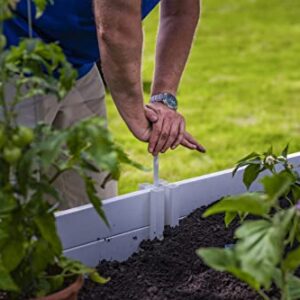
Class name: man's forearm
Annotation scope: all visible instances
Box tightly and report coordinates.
[152,0,201,96]
[93,0,148,137]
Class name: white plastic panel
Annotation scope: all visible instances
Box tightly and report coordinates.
[56,190,151,249]
[64,227,149,266]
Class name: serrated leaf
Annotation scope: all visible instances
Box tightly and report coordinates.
[243,164,261,190]
[203,193,270,218]
[83,175,109,227]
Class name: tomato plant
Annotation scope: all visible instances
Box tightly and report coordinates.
[0,1,145,298]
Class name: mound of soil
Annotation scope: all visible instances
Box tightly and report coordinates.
[79,206,280,300]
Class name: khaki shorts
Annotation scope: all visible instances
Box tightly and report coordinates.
[4,64,118,210]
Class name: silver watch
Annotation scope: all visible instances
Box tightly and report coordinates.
[150,93,178,111]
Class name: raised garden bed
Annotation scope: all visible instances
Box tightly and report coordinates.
[55,153,300,299]
[78,206,279,300]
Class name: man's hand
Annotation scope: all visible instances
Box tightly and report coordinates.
[146,103,184,155]
[145,104,206,155]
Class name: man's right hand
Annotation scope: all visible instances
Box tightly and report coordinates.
[143,106,206,155]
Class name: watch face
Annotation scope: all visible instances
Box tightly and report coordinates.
[166,94,178,108]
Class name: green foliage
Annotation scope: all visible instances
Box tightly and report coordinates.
[33,0,54,18]
[198,147,300,300]
[0,0,19,21]
[204,193,271,218]
[232,145,294,190]
[0,1,144,298]
[1,38,77,104]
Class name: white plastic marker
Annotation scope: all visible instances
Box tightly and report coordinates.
[153,155,159,187]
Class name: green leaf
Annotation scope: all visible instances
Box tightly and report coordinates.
[236,152,261,164]
[83,176,109,227]
[0,226,9,249]
[261,171,295,202]
[197,248,260,291]
[1,238,25,272]
[203,193,270,218]
[281,144,289,158]
[58,256,107,282]
[31,240,55,274]
[30,179,62,204]
[235,218,287,288]
[16,147,36,196]
[34,278,53,297]
[47,276,64,295]
[34,213,62,255]
[0,262,19,292]
[224,212,237,227]
[89,272,110,284]
[197,248,235,271]
[243,164,261,190]
[232,152,261,177]
[115,145,149,172]
[37,130,67,169]
[291,185,300,203]
[286,274,300,300]
[272,268,283,290]
[283,247,300,272]
[0,193,18,215]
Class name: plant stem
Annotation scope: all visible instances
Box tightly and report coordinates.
[257,289,270,300]
[49,167,70,184]
[280,269,289,300]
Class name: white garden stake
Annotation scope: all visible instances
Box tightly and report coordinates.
[153,155,159,186]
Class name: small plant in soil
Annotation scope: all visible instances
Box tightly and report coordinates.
[0,1,144,299]
[198,145,300,300]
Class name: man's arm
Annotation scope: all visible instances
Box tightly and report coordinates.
[93,0,205,155]
[148,0,203,155]
[93,0,151,142]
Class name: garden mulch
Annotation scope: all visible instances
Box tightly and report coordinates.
[79,205,280,300]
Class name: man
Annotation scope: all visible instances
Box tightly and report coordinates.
[4,0,205,208]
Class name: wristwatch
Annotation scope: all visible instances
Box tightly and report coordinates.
[150,92,178,111]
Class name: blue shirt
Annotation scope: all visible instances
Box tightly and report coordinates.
[4,0,160,78]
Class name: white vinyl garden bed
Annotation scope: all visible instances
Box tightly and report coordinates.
[55,152,300,267]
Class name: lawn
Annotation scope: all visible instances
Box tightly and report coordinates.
[106,0,300,195]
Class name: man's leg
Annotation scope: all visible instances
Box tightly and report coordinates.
[51,65,118,209]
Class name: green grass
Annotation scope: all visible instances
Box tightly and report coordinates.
[106,0,300,194]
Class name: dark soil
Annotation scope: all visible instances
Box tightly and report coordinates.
[78,206,280,300]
